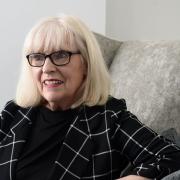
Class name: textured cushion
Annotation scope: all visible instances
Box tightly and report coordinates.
[162,170,180,180]
[161,128,180,146]
[93,32,121,67]
[110,41,180,133]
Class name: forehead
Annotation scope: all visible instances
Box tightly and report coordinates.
[26,21,78,54]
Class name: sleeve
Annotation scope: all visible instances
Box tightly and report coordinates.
[112,100,180,180]
[0,101,16,142]
[0,110,2,140]
[0,106,6,142]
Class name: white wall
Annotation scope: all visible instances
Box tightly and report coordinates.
[0,0,106,110]
[106,0,180,40]
[1,0,180,110]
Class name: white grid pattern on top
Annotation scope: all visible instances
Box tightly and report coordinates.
[0,98,180,180]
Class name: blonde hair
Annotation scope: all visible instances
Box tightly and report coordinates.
[15,14,111,108]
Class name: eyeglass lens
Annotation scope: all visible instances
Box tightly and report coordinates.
[28,51,70,66]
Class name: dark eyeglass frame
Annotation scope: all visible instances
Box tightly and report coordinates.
[26,50,81,67]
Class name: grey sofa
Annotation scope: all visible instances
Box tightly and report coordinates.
[94,33,180,179]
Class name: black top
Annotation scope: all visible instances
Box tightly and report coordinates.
[16,106,76,180]
[1,98,180,180]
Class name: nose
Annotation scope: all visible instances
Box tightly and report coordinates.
[42,57,56,73]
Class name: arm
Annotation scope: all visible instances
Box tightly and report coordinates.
[0,101,15,141]
[118,175,151,180]
[112,100,180,180]
[0,108,4,141]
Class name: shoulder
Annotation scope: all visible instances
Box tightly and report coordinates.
[0,100,35,131]
[1,100,39,120]
[83,96,127,116]
[0,101,22,140]
[106,96,127,112]
[83,96,127,115]
[1,100,22,117]
[82,97,130,138]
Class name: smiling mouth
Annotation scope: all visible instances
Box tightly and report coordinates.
[43,80,64,86]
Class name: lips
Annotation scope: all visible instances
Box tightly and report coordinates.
[43,79,64,87]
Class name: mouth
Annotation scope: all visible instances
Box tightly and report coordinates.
[43,79,64,87]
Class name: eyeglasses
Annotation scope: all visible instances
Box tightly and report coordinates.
[26,50,81,67]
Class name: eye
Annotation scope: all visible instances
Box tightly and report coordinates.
[52,51,69,60]
[30,54,44,61]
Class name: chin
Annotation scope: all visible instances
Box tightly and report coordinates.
[43,94,62,103]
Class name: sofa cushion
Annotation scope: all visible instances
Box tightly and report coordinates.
[161,170,180,180]
[161,128,180,146]
[94,32,121,67]
[110,41,180,133]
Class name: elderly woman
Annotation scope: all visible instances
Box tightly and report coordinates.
[0,15,180,180]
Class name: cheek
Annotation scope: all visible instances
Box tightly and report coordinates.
[31,69,42,87]
[74,64,86,79]
[64,69,85,90]
[80,63,87,80]
[80,58,87,75]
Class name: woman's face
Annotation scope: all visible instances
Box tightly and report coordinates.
[31,49,86,110]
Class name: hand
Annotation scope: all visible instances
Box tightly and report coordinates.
[117,175,151,180]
